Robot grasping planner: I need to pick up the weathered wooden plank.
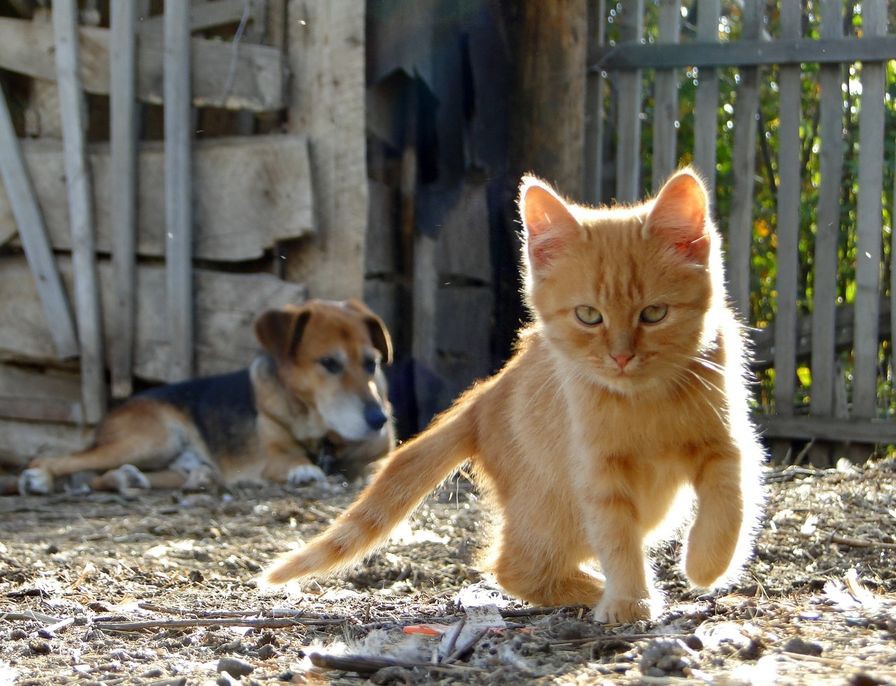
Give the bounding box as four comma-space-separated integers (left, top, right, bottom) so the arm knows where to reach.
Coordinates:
365, 179, 397, 276
693, 0, 720, 196
727, 0, 762, 320
0, 256, 308, 383
138, 0, 258, 35
651, 0, 681, 192
109, 0, 138, 398
757, 415, 896, 445
0, 363, 83, 425
434, 181, 492, 284
0, 86, 79, 359
584, 0, 606, 204
810, 0, 845, 420
772, 1, 802, 418
164, 1, 193, 382
284, 0, 367, 300
0, 16, 284, 111
0, 419, 90, 468
53, 0, 105, 423
594, 36, 896, 70
614, 0, 643, 202
0, 136, 314, 261
751, 299, 891, 371
852, 0, 888, 419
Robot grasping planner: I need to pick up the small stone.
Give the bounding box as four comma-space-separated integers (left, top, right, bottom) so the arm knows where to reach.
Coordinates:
256, 644, 275, 660
639, 639, 694, 677
783, 637, 823, 657
217, 657, 254, 678
10, 629, 27, 640
683, 635, 703, 651
28, 640, 51, 655
189, 570, 204, 583
45, 544, 59, 554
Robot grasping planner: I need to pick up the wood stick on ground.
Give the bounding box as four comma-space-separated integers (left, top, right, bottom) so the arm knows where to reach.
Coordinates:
443, 627, 489, 664
438, 616, 466, 663
307, 652, 482, 675
135, 602, 331, 619
94, 616, 345, 632
830, 534, 896, 549
0, 611, 64, 625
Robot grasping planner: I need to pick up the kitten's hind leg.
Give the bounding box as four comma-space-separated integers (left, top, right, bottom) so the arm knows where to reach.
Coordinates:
491, 513, 603, 607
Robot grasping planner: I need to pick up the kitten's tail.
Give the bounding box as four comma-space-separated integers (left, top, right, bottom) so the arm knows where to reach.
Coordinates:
261, 389, 480, 586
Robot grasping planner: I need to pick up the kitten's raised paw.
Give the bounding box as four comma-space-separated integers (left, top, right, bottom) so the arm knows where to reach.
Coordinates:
18, 468, 53, 495
685, 553, 729, 589
593, 596, 653, 624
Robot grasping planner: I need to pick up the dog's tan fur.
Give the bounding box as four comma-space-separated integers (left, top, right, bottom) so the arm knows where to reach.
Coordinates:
19, 300, 395, 495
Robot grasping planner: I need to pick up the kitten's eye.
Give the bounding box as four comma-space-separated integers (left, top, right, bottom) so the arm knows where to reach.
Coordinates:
574, 305, 603, 326
319, 356, 343, 374
640, 304, 668, 324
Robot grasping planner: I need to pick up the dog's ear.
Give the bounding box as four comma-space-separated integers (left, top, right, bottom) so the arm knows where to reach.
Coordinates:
346, 299, 393, 365
254, 308, 311, 360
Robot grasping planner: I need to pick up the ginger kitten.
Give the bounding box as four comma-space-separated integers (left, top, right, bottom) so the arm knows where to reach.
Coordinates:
263, 168, 765, 623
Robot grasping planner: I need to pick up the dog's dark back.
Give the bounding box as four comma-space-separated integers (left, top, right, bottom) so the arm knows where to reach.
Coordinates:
140, 370, 257, 455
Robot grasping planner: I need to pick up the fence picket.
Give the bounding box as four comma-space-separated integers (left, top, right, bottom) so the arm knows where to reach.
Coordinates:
614, 0, 644, 203
852, 0, 888, 419
651, 0, 681, 192
585, 0, 606, 204
693, 0, 720, 197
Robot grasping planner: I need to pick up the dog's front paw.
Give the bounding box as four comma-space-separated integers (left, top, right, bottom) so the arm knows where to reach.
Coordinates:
593, 595, 653, 624
18, 468, 53, 495
109, 464, 150, 497
287, 464, 327, 487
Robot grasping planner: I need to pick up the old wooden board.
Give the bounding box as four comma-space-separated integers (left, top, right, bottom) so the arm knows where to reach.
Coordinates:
0, 136, 314, 262
651, 0, 681, 192
0, 363, 83, 425
693, 0, 720, 196
584, 0, 606, 204
284, 0, 367, 300
0, 16, 284, 111
0, 418, 90, 468
614, 0, 643, 203
757, 415, 896, 445
0, 256, 308, 383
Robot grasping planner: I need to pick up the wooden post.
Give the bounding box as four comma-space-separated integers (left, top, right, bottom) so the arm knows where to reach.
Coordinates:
109, 0, 138, 398
651, 0, 681, 192
283, 0, 367, 300
693, 0, 720, 197
614, 0, 644, 202
164, 0, 193, 381
772, 1, 801, 463
584, 0, 606, 204
852, 0, 887, 423
52, 0, 105, 422
0, 85, 78, 359
508, 0, 587, 198
727, 0, 761, 320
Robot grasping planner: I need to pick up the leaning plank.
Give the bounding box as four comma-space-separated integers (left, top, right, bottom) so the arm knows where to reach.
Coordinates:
772, 1, 802, 418
109, 0, 138, 398
0, 86, 78, 359
651, 0, 681, 192
693, 0, 720, 196
53, 0, 105, 423
614, 0, 644, 202
0, 257, 308, 383
851, 0, 888, 419
726, 1, 762, 321
283, 0, 367, 300
0, 16, 284, 111
0, 135, 314, 261
757, 415, 896, 445
164, 0, 193, 382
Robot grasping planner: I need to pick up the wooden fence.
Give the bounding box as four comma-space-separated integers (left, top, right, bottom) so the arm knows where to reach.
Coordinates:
0, 1, 366, 467
588, 0, 896, 460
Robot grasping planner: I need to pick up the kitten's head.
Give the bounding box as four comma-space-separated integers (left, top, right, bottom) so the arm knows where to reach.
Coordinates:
518, 168, 725, 395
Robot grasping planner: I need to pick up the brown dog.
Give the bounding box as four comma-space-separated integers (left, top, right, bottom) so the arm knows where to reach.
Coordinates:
18, 300, 395, 495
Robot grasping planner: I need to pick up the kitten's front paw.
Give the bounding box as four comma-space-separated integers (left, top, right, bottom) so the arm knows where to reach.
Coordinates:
593, 595, 653, 624
287, 464, 327, 487
18, 468, 53, 495
685, 549, 730, 588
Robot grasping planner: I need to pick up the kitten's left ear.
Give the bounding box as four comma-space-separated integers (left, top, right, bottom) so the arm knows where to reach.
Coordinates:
646, 169, 711, 262
519, 176, 581, 274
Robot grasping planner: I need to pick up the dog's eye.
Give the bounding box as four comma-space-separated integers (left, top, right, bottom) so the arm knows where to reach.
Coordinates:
318, 357, 343, 374
363, 358, 377, 375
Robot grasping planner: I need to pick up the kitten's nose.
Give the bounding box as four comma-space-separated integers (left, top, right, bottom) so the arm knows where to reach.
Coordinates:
611, 352, 634, 370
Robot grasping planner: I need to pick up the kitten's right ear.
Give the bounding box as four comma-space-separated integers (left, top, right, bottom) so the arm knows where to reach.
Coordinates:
646, 169, 711, 263
254, 307, 311, 361
519, 176, 580, 273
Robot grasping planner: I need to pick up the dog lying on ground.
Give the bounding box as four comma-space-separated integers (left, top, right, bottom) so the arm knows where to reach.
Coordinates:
18, 299, 395, 496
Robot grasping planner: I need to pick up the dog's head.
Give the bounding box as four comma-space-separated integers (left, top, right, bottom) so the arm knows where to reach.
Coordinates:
253, 299, 393, 442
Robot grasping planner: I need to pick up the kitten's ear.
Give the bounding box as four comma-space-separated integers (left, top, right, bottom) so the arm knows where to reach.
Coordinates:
646, 169, 711, 262
519, 176, 580, 273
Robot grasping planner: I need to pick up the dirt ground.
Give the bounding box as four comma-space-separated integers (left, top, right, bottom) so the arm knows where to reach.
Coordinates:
1, 454, 895, 685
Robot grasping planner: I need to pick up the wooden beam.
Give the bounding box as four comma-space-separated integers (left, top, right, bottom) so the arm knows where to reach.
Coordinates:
0, 135, 315, 261
693, 0, 720, 196
164, 0, 194, 382
0, 256, 308, 383
53, 0, 106, 423
757, 415, 896, 445
583, 0, 606, 204
650, 0, 681, 192
593, 36, 896, 71
138, 0, 258, 35
614, 0, 644, 203
109, 0, 138, 398
0, 16, 284, 111
0, 85, 79, 359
